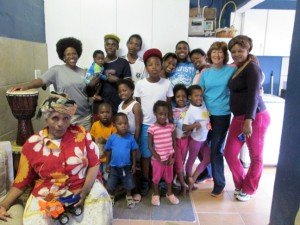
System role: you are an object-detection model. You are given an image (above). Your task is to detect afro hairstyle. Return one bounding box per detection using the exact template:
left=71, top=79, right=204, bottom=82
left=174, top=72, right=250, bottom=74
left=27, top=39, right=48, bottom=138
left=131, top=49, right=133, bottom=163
left=56, top=37, right=83, bottom=61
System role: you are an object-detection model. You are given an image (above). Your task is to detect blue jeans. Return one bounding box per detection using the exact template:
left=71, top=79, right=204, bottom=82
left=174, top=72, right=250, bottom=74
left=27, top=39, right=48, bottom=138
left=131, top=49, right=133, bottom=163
left=207, top=114, right=231, bottom=194
left=107, top=165, right=135, bottom=191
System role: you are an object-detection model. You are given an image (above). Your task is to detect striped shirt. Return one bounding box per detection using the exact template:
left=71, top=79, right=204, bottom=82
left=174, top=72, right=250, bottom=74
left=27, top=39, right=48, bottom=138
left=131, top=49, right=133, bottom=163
left=148, top=123, right=175, bottom=161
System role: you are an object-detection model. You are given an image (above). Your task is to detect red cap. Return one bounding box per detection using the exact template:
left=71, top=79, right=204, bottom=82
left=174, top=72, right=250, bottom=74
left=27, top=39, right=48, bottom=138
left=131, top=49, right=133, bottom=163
left=143, top=48, right=162, bottom=63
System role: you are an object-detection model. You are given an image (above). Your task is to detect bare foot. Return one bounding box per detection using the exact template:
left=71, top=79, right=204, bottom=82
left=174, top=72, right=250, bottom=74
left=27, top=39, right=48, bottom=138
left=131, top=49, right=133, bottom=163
left=188, top=177, right=196, bottom=191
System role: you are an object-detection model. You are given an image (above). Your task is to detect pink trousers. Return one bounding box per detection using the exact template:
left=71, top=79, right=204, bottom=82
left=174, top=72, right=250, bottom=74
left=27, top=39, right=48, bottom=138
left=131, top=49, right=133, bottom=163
left=174, top=137, right=189, bottom=174
left=151, top=159, right=173, bottom=184
left=185, top=137, right=210, bottom=177
left=224, top=110, right=270, bottom=194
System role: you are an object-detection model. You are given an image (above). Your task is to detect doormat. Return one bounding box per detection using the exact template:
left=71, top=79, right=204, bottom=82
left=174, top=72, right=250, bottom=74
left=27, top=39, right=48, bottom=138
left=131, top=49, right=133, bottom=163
left=113, top=190, right=196, bottom=222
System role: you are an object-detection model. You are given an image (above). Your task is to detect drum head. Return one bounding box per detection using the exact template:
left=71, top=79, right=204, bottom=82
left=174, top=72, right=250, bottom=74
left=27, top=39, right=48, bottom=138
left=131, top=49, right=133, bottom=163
left=6, top=89, right=39, bottom=96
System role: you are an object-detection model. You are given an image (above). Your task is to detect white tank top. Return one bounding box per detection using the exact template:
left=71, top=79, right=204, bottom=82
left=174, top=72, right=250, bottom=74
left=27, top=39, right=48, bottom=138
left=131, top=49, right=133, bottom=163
left=118, top=100, right=139, bottom=134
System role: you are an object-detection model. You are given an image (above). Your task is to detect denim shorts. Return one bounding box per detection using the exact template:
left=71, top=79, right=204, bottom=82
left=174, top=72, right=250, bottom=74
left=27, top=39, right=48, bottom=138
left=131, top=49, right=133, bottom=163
left=139, top=124, right=152, bottom=158
left=107, top=165, right=135, bottom=191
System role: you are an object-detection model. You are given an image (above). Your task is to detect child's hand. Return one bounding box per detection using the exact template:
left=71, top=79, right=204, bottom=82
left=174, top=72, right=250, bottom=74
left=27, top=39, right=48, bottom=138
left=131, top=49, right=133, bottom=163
left=153, top=152, right=161, bottom=162
left=193, top=122, right=201, bottom=130
left=92, top=95, right=102, bottom=101
left=183, top=130, right=191, bottom=137
left=167, top=156, right=175, bottom=165
left=131, top=164, right=136, bottom=174
left=106, top=165, right=110, bottom=173
left=206, top=122, right=212, bottom=130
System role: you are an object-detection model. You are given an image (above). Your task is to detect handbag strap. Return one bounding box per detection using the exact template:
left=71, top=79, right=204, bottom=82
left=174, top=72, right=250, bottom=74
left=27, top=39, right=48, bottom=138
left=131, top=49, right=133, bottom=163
left=231, top=59, right=251, bottom=80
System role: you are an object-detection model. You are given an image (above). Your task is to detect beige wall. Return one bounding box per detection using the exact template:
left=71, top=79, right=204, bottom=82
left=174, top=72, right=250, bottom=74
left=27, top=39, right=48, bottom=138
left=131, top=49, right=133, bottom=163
left=0, top=37, right=49, bottom=142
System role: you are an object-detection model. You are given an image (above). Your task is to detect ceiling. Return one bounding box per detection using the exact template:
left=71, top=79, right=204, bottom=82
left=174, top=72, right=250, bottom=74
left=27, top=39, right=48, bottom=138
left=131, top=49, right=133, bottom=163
left=190, top=0, right=297, bottom=10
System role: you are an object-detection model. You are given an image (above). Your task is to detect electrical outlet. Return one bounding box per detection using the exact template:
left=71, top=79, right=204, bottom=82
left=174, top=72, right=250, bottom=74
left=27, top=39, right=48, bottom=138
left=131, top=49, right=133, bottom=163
left=34, top=69, right=41, bottom=79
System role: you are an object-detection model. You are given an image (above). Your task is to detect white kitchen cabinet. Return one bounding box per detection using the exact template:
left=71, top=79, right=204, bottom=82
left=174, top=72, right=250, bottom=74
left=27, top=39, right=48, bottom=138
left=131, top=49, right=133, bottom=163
left=241, top=9, right=295, bottom=56
left=264, top=10, right=295, bottom=56
left=242, top=9, right=268, bottom=56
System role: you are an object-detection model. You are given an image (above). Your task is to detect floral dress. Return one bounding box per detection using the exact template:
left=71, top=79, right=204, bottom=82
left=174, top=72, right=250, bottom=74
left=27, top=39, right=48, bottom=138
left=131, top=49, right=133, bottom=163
left=13, top=125, right=112, bottom=225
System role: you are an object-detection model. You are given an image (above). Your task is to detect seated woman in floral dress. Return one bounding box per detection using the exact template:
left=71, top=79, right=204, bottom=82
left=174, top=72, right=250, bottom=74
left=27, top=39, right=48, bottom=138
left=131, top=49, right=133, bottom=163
left=0, top=92, right=112, bottom=225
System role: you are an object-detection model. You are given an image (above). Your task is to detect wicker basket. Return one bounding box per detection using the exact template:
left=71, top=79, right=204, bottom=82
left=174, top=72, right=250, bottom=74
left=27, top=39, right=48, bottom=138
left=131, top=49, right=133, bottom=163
left=216, top=26, right=237, bottom=38
left=216, top=1, right=237, bottom=38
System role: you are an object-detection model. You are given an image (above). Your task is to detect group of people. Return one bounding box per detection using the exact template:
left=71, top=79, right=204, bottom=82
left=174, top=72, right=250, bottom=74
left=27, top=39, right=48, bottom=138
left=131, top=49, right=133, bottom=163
left=0, top=33, right=270, bottom=224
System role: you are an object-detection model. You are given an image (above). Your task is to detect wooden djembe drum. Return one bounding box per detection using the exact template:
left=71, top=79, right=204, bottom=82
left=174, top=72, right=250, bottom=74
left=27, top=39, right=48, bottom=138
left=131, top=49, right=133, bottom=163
left=6, top=89, right=39, bottom=146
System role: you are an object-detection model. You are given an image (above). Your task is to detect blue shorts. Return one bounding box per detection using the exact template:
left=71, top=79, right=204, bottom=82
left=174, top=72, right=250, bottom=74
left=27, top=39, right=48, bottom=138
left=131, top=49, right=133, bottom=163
left=139, top=124, right=152, bottom=158
left=107, top=166, right=135, bottom=191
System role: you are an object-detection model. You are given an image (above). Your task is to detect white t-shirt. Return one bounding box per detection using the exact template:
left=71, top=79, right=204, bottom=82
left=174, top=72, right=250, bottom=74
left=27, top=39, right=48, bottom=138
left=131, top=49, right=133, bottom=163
left=134, top=78, right=173, bottom=125
left=183, top=104, right=210, bottom=142
left=123, top=55, right=147, bottom=84
left=118, top=100, right=139, bottom=134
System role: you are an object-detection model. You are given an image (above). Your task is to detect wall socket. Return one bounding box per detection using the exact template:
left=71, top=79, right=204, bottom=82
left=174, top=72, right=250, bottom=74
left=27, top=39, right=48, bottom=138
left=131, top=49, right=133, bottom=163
left=34, top=69, right=41, bottom=79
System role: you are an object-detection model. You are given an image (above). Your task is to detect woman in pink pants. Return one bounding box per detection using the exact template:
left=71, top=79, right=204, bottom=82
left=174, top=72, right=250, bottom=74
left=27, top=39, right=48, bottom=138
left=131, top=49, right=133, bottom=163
left=224, top=35, right=270, bottom=202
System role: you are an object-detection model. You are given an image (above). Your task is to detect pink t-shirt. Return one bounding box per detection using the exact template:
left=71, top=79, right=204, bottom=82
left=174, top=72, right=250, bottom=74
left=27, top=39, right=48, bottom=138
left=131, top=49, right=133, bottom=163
left=148, top=123, right=175, bottom=161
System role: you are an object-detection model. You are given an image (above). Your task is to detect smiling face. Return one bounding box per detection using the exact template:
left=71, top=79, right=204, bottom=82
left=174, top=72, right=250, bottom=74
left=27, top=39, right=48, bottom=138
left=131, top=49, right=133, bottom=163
left=163, top=57, right=177, bottom=74
left=189, top=89, right=203, bottom=106
left=230, top=44, right=249, bottom=66
left=210, top=49, right=225, bottom=67
left=63, top=47, right=78, bottom=68
left=191, top=53, right=206, bottom=70
left=46, top=111, right=71, bottom=139
left=155, top=106, right=168, bottom=126
left=146, top=57, right=162, bottom=81
left=114, top=115, right=129, bottom=135
left=118, top=83, right=133, bottom=102
left=176, top=43, right=189, bottom=62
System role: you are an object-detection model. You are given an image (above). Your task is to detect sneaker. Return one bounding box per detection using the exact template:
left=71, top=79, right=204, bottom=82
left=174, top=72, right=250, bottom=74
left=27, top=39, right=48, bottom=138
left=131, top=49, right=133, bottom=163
left=234, top=188, right=241, bottom=196
left=166, top=194, right=179, bottom=205
left=140, top=181, right=149, bottom=196
left=151, top=195, right=160, bottom=206
left=236, top=191, right=251, bottom=202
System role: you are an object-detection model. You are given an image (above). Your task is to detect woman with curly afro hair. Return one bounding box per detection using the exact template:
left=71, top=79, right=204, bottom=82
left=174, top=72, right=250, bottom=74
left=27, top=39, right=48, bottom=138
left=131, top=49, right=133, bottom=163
left=11, top=37, right=92, bottom=130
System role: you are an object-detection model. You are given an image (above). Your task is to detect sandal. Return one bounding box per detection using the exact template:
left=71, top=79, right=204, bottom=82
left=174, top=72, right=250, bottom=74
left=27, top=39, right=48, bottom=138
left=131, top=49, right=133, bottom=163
left=133, top=193, right=142, bottom=203
left=126, top=195, right=135, bottom=209
left=166, top=194, right=179, bottom=205
left=151, top=194, right=160, bottom=206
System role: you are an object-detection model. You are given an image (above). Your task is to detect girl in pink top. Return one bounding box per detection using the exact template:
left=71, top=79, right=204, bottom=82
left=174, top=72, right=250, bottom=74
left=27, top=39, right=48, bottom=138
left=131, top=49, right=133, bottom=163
left=172, top=84, right=189, bottom=196
left=148, top=101, right=179, bottom=206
